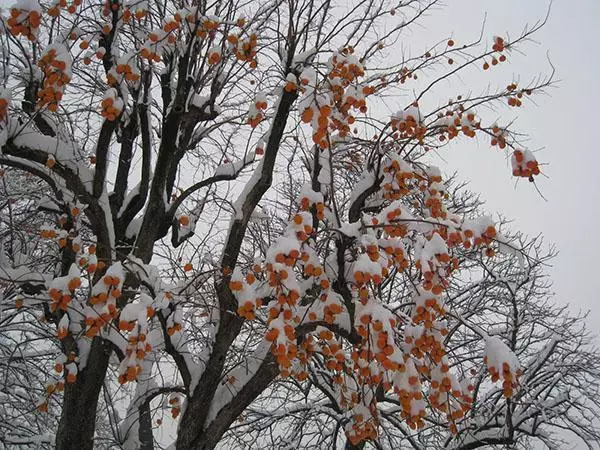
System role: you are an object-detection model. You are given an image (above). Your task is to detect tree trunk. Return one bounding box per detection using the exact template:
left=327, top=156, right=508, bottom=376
left=176, top=348, right=279, bottom=450
left=139, top=401, right=154, bottom=450
left=345, top=440, right=365, bottom=450
left=55, top=337, right=112, bottom=450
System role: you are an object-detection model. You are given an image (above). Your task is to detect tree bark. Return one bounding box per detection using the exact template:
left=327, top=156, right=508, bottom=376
left=139, top=401, right=154, bottom=450
left=345, top=440, right=365, bottom=450
left=176, top=352, right=279, bottom=450
left=55, top=235, right=114, bottom=449
left=55, top=337, right=112, bottom=450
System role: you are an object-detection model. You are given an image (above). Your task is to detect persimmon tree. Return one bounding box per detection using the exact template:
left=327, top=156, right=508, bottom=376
left=0, top=0, right=598, bottom=449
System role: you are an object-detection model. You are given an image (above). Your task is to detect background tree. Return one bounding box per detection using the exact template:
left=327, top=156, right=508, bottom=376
left=0, top=0, right=598, bottom=449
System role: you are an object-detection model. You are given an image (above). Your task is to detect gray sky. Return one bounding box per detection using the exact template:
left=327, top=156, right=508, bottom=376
left=402, top=0, right=600, bottom=329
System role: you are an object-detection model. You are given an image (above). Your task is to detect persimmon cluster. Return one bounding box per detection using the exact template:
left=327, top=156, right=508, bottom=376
left=506, top=82, right=532, bottom=107
left=53, top=352, right=77, bottom=383
left=424, top=182, right=447, bottom=220
left=284, top=73, right=298, bottom=93
left=404, top=289, right=472, bottom=433
left=483, top=36, right=508, bottom=70
left=266, top=260, right=302, bottom=320
left=84, top=268, right=123, bottom=338
left=83, top=306, right=115, bottom=337
left=487, top=360, right=520, bottom=397
left=299, top=187, right=326, bottom=221
left=301, top=49, right=369, bottom=147
left=320, top=297, right=343, bottom=323
left=290, top=211, right=314, bottom=242
left=391, top=65, right=412, bottom=85
left=7, top=1, right=41, bottom=41
left=507, top=96, right=522, bottom=107
left=139, top=43, right=162, bottom=62
left=100, top=88, right=124, bottom=121
left=404, top=297, right=471, bottom=430
left=327, top=50, right=373, bottom=138
left=120, top=1, right=147, bottom=22
left=230, top=267, right=262, bottom=320
left=435, top=106, right=479, bottom=141
left=139, top=21, right=180, bottom=62
left=37, top=45, right=72, bottom=112
left=379, top=237, right=409, bottom=274
left=352, top=252, right=385, bottom=286
left=47, top=288, right=69, bottom=315
left=265, top=323, right=299, bottom=379
left=306, top=103, right=332, bottom=148
left=208, top=46, right=221, bottom=65
left=169, top=395, right=181, bottom=418
left=391, top=106, right=427, bottom=144
left=377, top=206, right=408, bottom=239
left=48, top=0, right=82, bottom=17
left=39, top=226, right=57, bottom=240
left=43, top=354, right=77, bottom=406
left=193, top=15, right=219, bottom=38
left=309, top=331, right=341, bottom=380
left=287, top=334, right=314, bottom=381
left=166, top=307, right=182, bottom=336
left=349, top=305, right=423, bottom=437
left=382, top=155, right=417, bottom=200
left=355, top=314, right=399, bottom=374
left=428, top=364, right=472, bottom=433
left=230, top=32, right=258, bottom=67
left=48, top=258, right=160, bottom=387
left=268, top=319, right=301, bottom=378
left=233, top=208, right=343, bottom=380
left=40, top=220, right=79, bottom=255
left=329, top=47, right=365, bottom=82
left=47, top=267, right=81, bottom=313
left=391, top=359, right=428, bottom=429
left=116, top=293, right=171, bottom=375
left=247, top=93, right=267, bottom=128
left=416, top=239, right=453, bottom=294
left=111, top=55, right=141, bottom=84
left=512, top=149, right=540, bottom=179
left=484, top=336, right=522, bottom=398
left=489, top=124, right=508, bottom=149
left=346, top=402, right=380, bottom=444
left=78, top=244, right=100, bottom=273
left=380, top=155, right=449, bottom=222
left=56, top=314, right=69, bottom=340
left=492, top=36, right=506, bottom=52
left=118, top=328, right=153, bottom=384
left=36, top=378, right=65, bottom=413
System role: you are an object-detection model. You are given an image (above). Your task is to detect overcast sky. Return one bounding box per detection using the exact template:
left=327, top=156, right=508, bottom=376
left=398, top=0, right=600, bottom=329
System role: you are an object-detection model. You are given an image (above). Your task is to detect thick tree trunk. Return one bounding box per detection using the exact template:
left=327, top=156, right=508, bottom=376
left=139, top=401, right=154, bottom=450
left=175, top=314, right=243, bottom=450
left=55, top=337, right=112, bottom=450
left=176, top=432, right=219, bottom=450
left=345, top=440, right=366, bottom=450
left=176, top=344, right=279, bottom=450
